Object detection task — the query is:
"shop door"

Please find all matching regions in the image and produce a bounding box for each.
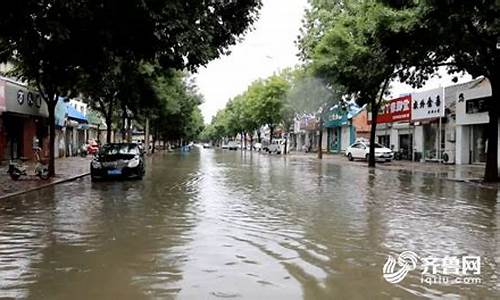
[471,125,487,163]
[398,134,413,160]
[328,128,341,153]
[4,117,24,160]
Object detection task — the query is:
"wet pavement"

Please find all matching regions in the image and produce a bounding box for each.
[0,157,91,198]
[0,148,499,299]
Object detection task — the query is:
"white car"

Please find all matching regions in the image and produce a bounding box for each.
[346,141,393,162]
[227,141,238,150]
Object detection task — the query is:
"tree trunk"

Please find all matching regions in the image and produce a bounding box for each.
[257,131,261,143]
[250,135,254,151]
[240,132,244,151]
[369,100,379,168]
[269,126,274,144]
[145,117,150,155]
[105,116,112,144]
[318,119,323,159]
[47,98,57,177]
[284,135,288,155]
[484,80,499,182]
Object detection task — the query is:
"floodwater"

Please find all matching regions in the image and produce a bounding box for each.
[0,148,498,299]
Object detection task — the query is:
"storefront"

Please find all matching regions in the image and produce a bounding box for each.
[0,78,49,161]
[455,79,494,165]
[411,87,445,162]
[324,103,363,153]
[371,95,412,158]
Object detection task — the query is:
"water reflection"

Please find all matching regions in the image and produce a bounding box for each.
[0,149,498,299]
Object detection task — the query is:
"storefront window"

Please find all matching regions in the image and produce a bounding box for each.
[378,135,390,148]
[472,125,487,163]
[398,134,413,160]
[423,123,437,160]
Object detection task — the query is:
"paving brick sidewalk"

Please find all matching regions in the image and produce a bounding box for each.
[0,156,91,199]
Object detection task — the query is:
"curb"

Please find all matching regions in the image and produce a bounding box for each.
[0,172,91,201]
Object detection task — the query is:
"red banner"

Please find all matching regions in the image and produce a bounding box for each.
[369,95,412,124]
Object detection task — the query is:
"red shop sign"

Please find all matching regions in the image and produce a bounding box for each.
[369,95,412,124]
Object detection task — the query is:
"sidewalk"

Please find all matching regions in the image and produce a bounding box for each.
[287,152,487,182]
[0,156,91,200]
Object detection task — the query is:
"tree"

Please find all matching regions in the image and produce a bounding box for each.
[0,0,262,177]
[287,67,342,158]
[247,75,290,143]
[154,71,205,146]
[301,0,399,166]
[379,0,500,182]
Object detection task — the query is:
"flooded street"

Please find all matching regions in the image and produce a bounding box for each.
[0,149,499,299]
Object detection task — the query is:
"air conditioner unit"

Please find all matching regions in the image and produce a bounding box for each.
[442,150,455,164]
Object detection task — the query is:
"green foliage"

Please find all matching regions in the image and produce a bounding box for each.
[247,75,290,129]
[379,0,500,181]
[155,71,205,142]
[300,0,403,164]
[0,0,261,175]
[310,1,398,104]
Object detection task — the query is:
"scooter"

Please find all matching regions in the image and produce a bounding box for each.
[7,148,49,180]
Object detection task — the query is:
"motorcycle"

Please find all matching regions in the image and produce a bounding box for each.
[7,148,49,180]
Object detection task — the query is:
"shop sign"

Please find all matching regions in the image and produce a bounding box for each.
[3,79,48,117]
[370,95,412,124]
[411,87,445,121]
[456,83,492,125]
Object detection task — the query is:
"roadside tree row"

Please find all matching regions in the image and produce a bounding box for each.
[0,0,262,177]
[298,0,500,182]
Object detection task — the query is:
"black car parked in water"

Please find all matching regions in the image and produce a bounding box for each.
[90,143,145,181]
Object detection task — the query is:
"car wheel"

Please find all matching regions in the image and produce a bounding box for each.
[347,153,353,161]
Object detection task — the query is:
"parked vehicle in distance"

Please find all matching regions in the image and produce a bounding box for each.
[221,143,229,149]
[267,140,283,154]
[87,140,99,155]
[253,142,263,151]
[203,143,211,149]
[91,143,145,181]
[345,140,393,162]
[227,141,238,150]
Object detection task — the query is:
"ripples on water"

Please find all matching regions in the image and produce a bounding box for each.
[0,149,499,299]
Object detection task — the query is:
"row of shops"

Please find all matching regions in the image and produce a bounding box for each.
[289,103,370,154]
[0,77,107,162]
[372,77,493,165]
[289,77,496,167]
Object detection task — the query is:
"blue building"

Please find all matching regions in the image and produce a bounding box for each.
[324,103,366,153]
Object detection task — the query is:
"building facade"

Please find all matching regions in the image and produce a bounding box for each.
[0,77,49,161]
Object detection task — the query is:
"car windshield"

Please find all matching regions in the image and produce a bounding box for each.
[100,144,139,155]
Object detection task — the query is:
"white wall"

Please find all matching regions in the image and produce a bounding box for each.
[322,129,328,152]
[341,126,350,152]
[414,125,424,154]
[455,125,470,164]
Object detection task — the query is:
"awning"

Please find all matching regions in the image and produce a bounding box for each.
[66,102,88,123]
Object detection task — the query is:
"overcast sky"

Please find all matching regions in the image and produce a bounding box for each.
[195,0,308,123]
[195,0,472,123]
